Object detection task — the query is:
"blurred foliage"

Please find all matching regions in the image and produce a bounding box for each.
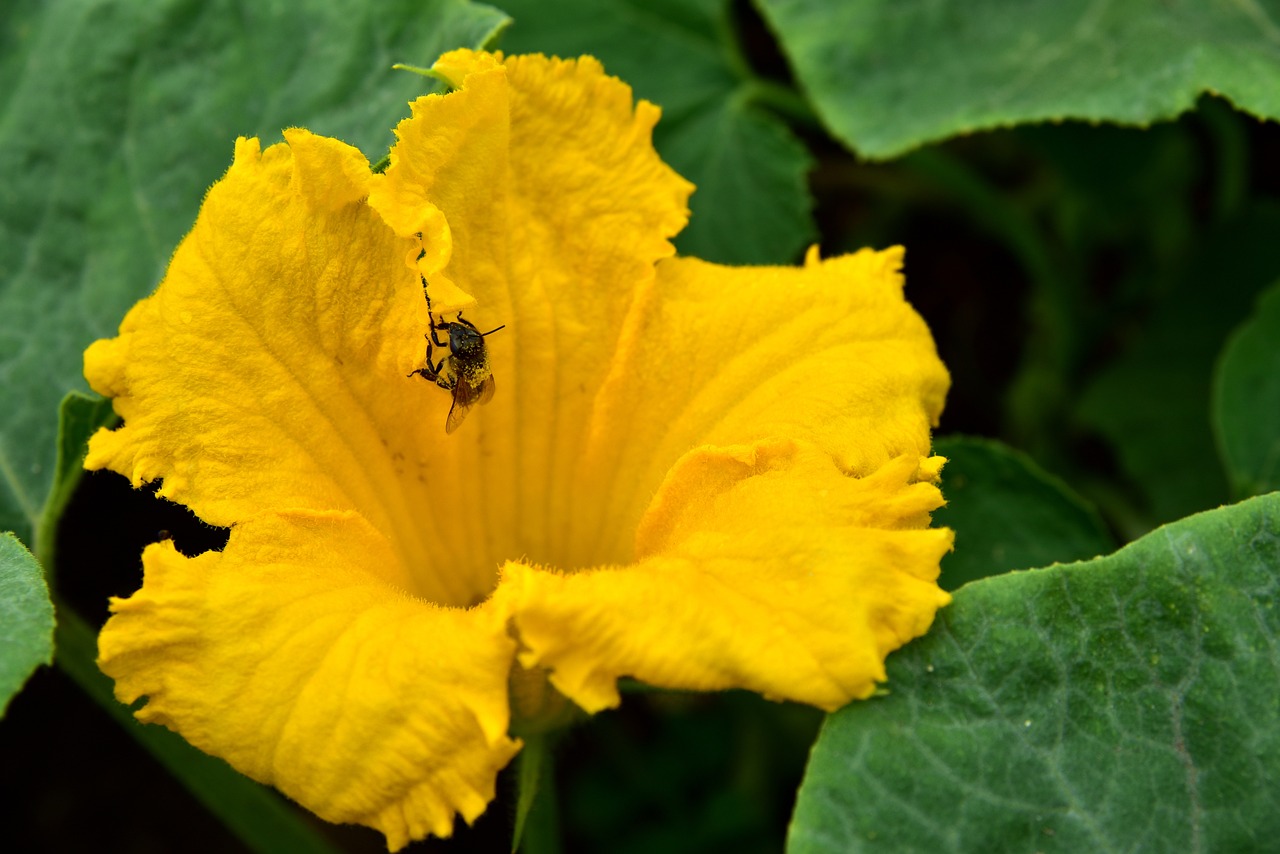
[1214,280,1280,497]
[2,0,1278,851]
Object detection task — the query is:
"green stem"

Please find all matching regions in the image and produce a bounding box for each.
[716,2,820,131]
[390,62,449,82]
[1197,95,1248,224]
[740,79,821,129]
[513,733,561,854]
[35,392,117,574]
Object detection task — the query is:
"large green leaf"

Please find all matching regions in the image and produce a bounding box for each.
[0,0,508,549]
[933,437,1113,590]
[0,533,54,717]
[495,0,816,264]
[788,492,1280,853]
[1213,280,1280,497]
[756,0,1280,159]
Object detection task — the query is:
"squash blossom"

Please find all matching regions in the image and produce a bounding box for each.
[84,49,953,849]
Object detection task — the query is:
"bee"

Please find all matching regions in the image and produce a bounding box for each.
[408,290,505,434]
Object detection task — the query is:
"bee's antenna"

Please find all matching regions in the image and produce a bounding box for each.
[480,324,505,337]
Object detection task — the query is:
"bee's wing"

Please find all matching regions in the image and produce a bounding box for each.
[478,374,496,406]
[444,377,485,434]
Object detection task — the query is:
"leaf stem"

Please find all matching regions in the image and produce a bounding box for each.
[513,733,561,854]
[740,78,821,129]
[1197,95,1248,223]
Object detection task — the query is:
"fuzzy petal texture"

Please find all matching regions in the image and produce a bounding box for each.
[367,51,695,573]
[500,446,951,712]
[86,48,954,849]
[86,129,519,845]
[99,513,520,849]
[494,248,953,713]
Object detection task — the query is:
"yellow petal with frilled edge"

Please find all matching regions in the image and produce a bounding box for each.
[367,50,694,576]
[500,445,952,712]
[87,130,419,534]
[497,249,953,712]
[84,44,955,847]
[99,512,520,849]
[85,129,521,844]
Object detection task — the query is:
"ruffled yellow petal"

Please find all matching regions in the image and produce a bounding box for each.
[490,247,951,711]
[85,46,954,848]
[99,511,519,849]
[85,127,520,844]
[87,131,424,538]
[560,248,950,567]
[367,51,695,573]
[500,444,951,713]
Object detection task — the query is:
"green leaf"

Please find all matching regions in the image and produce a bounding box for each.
[36,392,117,570]
[1213,280,1280,497]
[495,0,816,264]
[789,492,1280,853]
[757,0,1280,159]
[0,0,509,550]
[0,533,54,717]
[53,605,343,854]
[1077,203,1280,528]
[933,437,1113,590]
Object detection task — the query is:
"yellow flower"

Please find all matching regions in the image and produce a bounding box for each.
[84,50,953,848]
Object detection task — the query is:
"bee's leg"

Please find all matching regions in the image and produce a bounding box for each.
[408,338,448,380]
[408,364,439,381]
[427,318,451,349]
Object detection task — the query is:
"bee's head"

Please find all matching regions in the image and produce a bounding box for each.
[447,321,484,359]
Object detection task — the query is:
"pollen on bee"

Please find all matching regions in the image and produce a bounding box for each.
[406,281,506,433]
